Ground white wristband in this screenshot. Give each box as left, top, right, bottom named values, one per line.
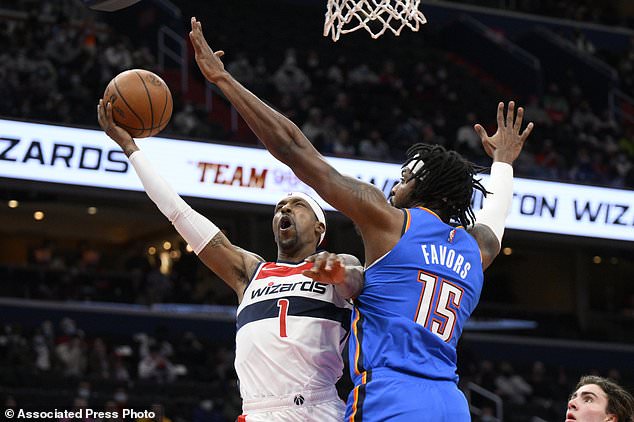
left=129, top=151, right=220, bottom=254
left=474, top=162, right=514, bottom=245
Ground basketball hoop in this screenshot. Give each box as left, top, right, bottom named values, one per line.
left=324, top=0, right=427, bottom=42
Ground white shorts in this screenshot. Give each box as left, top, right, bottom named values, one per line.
left=239, top=387, right=345, bottom=422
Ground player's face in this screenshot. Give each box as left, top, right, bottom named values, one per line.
left=389, top=167, right=416, bottom=208
left=566, top=384, right=615, bottom=422
left=272, top=197, right=320, bottom=251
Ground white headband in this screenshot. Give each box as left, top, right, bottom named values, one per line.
left=404, top=153, right=424, bottom=174
left=280, top=192, right=327, bottom=245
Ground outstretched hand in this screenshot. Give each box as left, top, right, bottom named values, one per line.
left=97, top=99, right=138, bottom=156
left=189, top=17, right=226, bottom=84
left=302, top=252, right=346, bottom=285
left=474, top=101, right=534, bottom=164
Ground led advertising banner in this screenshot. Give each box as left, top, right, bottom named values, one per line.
left=1, top=119, right=633, bottom=241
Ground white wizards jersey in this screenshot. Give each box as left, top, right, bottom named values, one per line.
left=235, top=260, right=352, bottom=401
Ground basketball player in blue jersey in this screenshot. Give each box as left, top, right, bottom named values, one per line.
left=98, top=106, right=358, bottom=419
left=188, top=16, right=533, bottom=421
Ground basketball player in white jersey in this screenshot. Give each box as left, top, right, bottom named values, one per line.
left=97, top=102, right=357, bottom=421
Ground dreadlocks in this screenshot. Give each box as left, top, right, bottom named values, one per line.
left=403, top=143, right=488, bottom=228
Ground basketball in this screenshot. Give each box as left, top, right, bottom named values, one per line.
left=102, top=69, right=173, bottom=138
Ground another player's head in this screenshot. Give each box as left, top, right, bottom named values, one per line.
left=567, top=375, right=634, bottom=422
left=389, top=143, right=487, bottom=227
left=273, top=192, right=326, bottom=253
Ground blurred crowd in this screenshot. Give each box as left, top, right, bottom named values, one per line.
left=461, top=357, right=629, bottom=422
left=1, top=317, right=631, bottom=422
left=1, top=318, right=238, bottom=421
left=1, top=0, right=633, bottom=188
left=0, top=239, right=234, bottom=306
left=0, top=0, right=157, bottom=125
left=451, top=0, right=630, bottom=27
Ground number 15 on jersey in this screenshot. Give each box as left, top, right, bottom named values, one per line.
left=414, top=271, right=464, bottom=342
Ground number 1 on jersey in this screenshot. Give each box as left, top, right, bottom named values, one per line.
left=415, top=271, right=464, bottom=342
left=277, top=298, right=289, bottom=337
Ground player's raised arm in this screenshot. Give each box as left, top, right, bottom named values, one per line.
left=189, top=17, right=401, bottom=263
left=97, top=100, right=262, bottom=302
left=470, top=101, right=534, bottom=270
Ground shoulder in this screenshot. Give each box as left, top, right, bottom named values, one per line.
left=466, top=224, right=500, bottom=270
left=233, top=246, right=266, bottom=263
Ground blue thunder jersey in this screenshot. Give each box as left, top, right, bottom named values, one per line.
left=349, top=207, right=484, bottom=386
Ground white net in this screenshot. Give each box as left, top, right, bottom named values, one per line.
left=324, top=0, right=427, bottom=42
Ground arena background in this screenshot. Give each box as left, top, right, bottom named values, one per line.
left=0, top=0, right=633, bottom=421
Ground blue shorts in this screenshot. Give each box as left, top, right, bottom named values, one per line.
left=345, top=368, right=470, bottom=421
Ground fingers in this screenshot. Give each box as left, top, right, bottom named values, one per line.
left=303, top=252, right=342, bottom=280
left=513, top=106, right=524, bottom=133
left=97, top=100, right=106, bottom=129
left=105, top=101, right=115, bottom=124
left=97, top=99, right=115, bottom=129
left=473, top=124, right=489, bottom=141
left=496, top=102, right=505, bottom=129
left=310, top=253, right=339, bottom=271
left=189, top=16, right=219, bottom=61
left=506, top=101, right=515, bottom=129
left=301, top=269, right=320, bottom=280
left=189, top=17, right=205, bottom=51
left=519, top=122, right=535, bottom=143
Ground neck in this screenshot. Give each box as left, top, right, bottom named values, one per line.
left=276, top=244, right=316, bottom=263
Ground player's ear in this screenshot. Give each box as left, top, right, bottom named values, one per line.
left=315, top=222, right=325, bottom=236
left=604, top=414, right=616, bottom=422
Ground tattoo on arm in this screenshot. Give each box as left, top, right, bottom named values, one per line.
left=336, top=175, right=386, bottom=202
left=207, top=231, right=226, bottom=248
left=469, top=224, right=501, bottom=270
left=206, top=231, right=255, bottom=285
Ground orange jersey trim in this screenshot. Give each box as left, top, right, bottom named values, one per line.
left=352, top=309, right=362, bottom=376
left=348, top=371, right=368, bottom=422
left=404, top=208, right=412, bottom=233
left=417, top=206, right=441, bottom=221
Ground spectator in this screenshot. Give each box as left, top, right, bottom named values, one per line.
left=272, top=53, right=311, bottom=99
left=300, top=107, right=324, bottom=142
left=528, top=361, right=554, bottom=406
left=226, top=52, right=255, bottom=87
left=494, top=361, right=533, bottom=405
left=332, top=128, right=356, bottom=157
left=112, top=358, right=131, bottom=382
left=455, top=112, right=481, bottom=154
left=173, top=102, right=201, bottom=137
left=543, top=83, right=570, bottom=123
left=358, top=129, right=390, bottom=161
left=32, top=328, right=51, bottom=372
left=56, top=335, right=86, bottom=378
left=138, top=345, right=177, bottom=383
left=87, top=338, right=110, bottom=379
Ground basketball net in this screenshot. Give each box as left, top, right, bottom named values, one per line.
left=324, top=0, right=427, bottom=42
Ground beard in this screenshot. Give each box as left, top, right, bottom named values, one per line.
left=278, top=234, right=299, bottom=251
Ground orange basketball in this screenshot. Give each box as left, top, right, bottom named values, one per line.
left=102, top=69, right=173, bottom=138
